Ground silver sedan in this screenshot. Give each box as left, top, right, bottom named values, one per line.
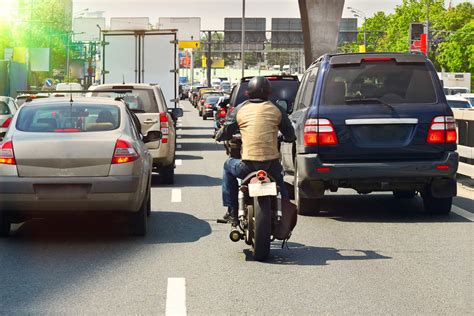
left=0, top=97, right=162, bottom=237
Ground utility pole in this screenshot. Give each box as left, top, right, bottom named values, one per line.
left=206, top=31, right=212, bottom=87
left=241, top=0, right=246, bottom=78
left=426, top=0, right=430, bottom=56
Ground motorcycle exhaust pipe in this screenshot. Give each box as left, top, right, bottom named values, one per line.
left=229, top=229, right=242, bottom=242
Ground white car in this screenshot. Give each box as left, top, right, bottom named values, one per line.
left=459, top=93, right=474, bottom=107
left=0, top=96, right=18, bottom=139
left=446, top=95, right=472, bottom=109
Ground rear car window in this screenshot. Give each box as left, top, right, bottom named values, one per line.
left=322, top=62, right=438, bottom=105
left=234, top=79, right=299, bottom=111
left=206, top=96, right=220, bottom=104
left=447, top=100, right=471, bottom=109
left=91, top=89, right=158, bottom=113
left=16, top=104, right=121, bottom=133
left=0, top=101, right=11, bottom=115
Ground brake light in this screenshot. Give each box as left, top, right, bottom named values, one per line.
left=362, top=57, right=394, bottom=62
left=304, top=118, right=338, bottom=146
left=112, top=139, right=139, bottom=164
left=1, top=117, right=12, bottom=128
left=427, top=116, right=457, bottom=144
left=317, top=167, right=331, bottom=172
left=54, top=128, right=80, bottom=133
left=205, top=104, right=213, bottom=108
left=436, top=165, right=449, bottom=170
left=0, top=141, right=16, bottom=165
left=256, top=170, right=267, bottom=181
left=160, top=112, right=169, bottom=144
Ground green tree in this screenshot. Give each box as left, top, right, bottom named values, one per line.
left=436, top=20, right=474, bottom=73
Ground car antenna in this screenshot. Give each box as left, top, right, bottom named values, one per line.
left=122, top=74, right=125, bottom=85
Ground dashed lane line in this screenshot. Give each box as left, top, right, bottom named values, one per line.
left=177, top=144, right=182, bottom=149
left=166, top=277, right=187, bottom=316
left=452, top=205, right=474, bottom=222
left=175, top=159, right=182, bottom=166
left=171, top=189, right=182, bottom=203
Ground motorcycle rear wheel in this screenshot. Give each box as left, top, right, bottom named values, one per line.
left=252, top=196, right=271, bottom=261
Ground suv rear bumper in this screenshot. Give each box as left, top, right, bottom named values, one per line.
left=296, top=152, right=459, bottom=198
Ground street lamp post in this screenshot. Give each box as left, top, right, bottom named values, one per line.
left=348, top=7, right=367, bottom=51
left=241, top=0, right=246, bottom=79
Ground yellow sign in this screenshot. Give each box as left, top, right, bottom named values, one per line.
left=13, top=47, right=27, bottom=64
left=201, top=56, right=225, bottom=69
left=359, top=45, right=366, bottom=53
left=179, top=41, right=200, bottom=49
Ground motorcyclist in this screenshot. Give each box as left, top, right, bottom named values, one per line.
left=215, top=76, right=296, bottom=224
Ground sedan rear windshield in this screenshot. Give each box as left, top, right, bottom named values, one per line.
left=91, top=89, right=158, bottom=113
left=16, top=104, right=120, bottom=133
left=0, top=101, right=11, bottom=115
left=322, top=62, right=438, bottom=105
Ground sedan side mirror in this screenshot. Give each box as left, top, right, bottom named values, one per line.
left=169, top=107, right=184, bottom=119
left=143, top=130, right=162, bottom=143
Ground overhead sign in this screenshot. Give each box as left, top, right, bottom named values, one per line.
left=158, top=17, right=201, bottom=41
left=44, top=78, right=54, bottom=88
left=179, top=41, right=200, bottom=49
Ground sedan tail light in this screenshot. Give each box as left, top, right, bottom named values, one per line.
left=112, top=139, right=139, bottom=164
left=427, top=116, right=457, bottom=144
left=0, top=141, right=16, bottom=165
left=304, top=118, right=338, bottom=146
left=160, top=112, right=169, bottom=144
left=205, top=104, right=213, bottom=109
left=1, top=117, right=12, bottom=128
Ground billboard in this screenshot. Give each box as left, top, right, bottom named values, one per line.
left=158, top=17, right=201, bottom=41
left=338, top=18, right=358, bottom=45
left=224, top=18, right=266, bottom=51
left=29, top=48, right=50, bottom=72
left=73, top=17, right=106, bottom=41
left=110, top=17, right=150, bottom=30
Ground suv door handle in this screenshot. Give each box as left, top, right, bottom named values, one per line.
left=144, top=119, right=158, bottom=124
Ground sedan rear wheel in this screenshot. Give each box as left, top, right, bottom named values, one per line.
left=130, top=190, right=149, bottom=236
left=0, top=213, right=11, bottom=237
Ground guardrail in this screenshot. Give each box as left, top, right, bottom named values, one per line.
left=453, top=109, right=474, bottom=179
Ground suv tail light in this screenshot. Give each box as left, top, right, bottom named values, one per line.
left=160, top=112, right=169, bottom=144
left=0, top=141, right=16, bottom=165
left=427, top=116, right=457, bottom=144
left=112, top=139, right=139, bottom=164
left=1, top=117, right=12, bottom=128
left=304, top=118, right=338, bottom=146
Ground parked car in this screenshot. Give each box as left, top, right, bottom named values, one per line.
left=0, top=96, right=18, bottom=139
left=0, top=97, right=162, bottom=237
left=282, top=53, right=458, bottom=216
left=228, top=75, right=300, bottom=112
left=89, top=83, right=183, bottom=184
left=446, top=95, right=472, bottom=109
left=201, top=95, right=221, bottom=120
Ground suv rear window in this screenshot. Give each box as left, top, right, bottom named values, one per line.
left=16, top=104, right=120, bottom=133
left=233, top=78, right=299, bottom=111
left=91, top=89, right=158, bottom=113
left=0, top=101, right=11, bottom=115
left=322, top=62, right=437, bottom=105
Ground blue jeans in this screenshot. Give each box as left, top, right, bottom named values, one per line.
left=222, top=158, right=288, bottom=213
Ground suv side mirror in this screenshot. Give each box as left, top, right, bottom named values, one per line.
left=169, top=107, right=184, bottom=119
left=143, top=130, right=162, bottom=143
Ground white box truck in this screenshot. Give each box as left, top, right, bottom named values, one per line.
left=100, top=29, right=178, bottom=106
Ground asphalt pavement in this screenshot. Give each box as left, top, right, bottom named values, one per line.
left=0, top=100, right=472, bottom=315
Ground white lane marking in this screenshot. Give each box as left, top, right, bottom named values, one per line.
left=171, top=189, right=182, bottom=203
left=175, top=159, right=182, bottom=166
left=166, top=278, right=187, bottom=316
left=177, top=144, right=182, bottom=149
left=452, top=205, right=474, bottom=222
left=177, top=135, right=182, bottom=139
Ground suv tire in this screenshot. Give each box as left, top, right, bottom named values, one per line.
left=0, top=213, right=11, bottom=237
left=294, top=165, right=321, bottom=216
left=422, top=188, right=452, bottom=215
left=160, top=163, right=175, bottom=185
left=393, top=190, right=417, bottom=199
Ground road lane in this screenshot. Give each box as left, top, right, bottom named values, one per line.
left=0, top=100, right=472, bottom=314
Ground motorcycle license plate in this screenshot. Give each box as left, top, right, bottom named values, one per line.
left=248, top=182, right=277, bottom=197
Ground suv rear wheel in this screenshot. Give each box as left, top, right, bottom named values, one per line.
left=294, top=165, right=321, bottom=216
left=422, top=188, right=452, bottom=215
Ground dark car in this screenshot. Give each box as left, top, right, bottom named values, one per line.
left=202, top=95, right=221, bottom=120
left=228, top=75, right=300, bottom=113
left=282, top=53, right=458, bottom=216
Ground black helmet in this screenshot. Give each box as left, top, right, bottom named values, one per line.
left=246, top=76, right=271, bottom=100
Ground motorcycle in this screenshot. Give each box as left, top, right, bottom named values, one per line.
left=219, top=135, right=297, bottom=262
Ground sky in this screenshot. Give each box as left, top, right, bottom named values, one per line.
left=73, top=0, right=470, bottom=29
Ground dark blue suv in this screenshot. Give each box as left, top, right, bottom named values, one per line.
left=281, top=53, right=458, bottom=215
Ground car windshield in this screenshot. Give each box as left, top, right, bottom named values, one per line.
left=0, top=101, right=11, bottom=115
left=234, top=79, right=299, bottom=108
left=206, top=96, right=220, bottom=104
left=322, top=61, right=437, bottom=105
left=447, top=100, right=471, bottom=108
left=16, top=104, right=120, bottom=132
left=91, top=89, right=158, bottom=112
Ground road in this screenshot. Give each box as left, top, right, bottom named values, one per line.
left=0, top=100, right=472, bottom=315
